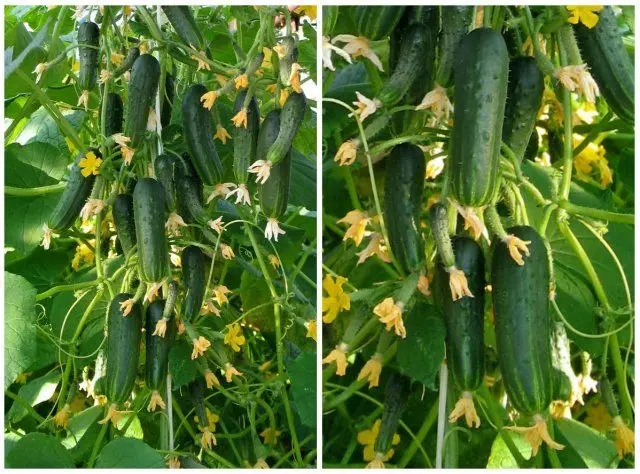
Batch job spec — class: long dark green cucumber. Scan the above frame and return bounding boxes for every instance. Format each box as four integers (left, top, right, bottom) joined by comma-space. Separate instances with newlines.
47, 153, 98, 232
113, 47, 140, 78
189, 379, 208, 428
105, 293, 142, 405
181, 84, 223, 186
133, 178, 168, 282
574, 6, 634, 124
154, 154, 179, 212
374, 374, 411, 453
124, 54, 160, 148
383, 143, 426, 274
182, 246, 206, 321
145, 299, 175, 391
437, 6, 474, 87
492, 225, 553, 415
354, 6, 407, 40
265, 92, 306, 165
112, 194, 136, 256
436, 236, 485, 392
257, 110, 290, 219
233, 90, 259, 184
77, 21, 100, 91
502, 57, 544, 163
449, 28, 508, 207
175, 174, 208, 225
162, 6, 204, 50
104, 92, 123, 138
277, 36, 299, 86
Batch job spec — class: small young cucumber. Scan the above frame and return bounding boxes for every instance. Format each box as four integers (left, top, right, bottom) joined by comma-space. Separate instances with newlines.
384, 144, 426, 274
277, 36, 299, 86
181, 84, 223, 186
105, 293, 142, 405
124, 54, 161, 148
449, 28, 508, 207
258, 110, 291, 219
133, 178, 168, 283
374, 374, 411, 454
182, 246, 206, 321
104, 92, 123, 138
162, 6, 204, 50
145, 299, 175, 392
428, 202, 455, 269
354, 6, 407, 40
233, 90, 260, 184
113, 46, 140, 78
77, 21, 100, 91
112, 194, 136, 256
265, 92, 306, 165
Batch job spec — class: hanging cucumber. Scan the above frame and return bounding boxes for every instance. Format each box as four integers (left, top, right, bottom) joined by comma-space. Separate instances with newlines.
502, 57, 544, 163
77, 21, 100, 92
436, 7, 474, 87
182, 246, 206, 321
162, 6, 204, 50
449, 28, 508, 208
124, 54, 160, 148
371, 374, 411, 466
145, 299, 175, 410
258, 110, 290, 219
175, 173, 205, 225
154, 154, 179, 213
104, 92, 123, 138
383, 143, 426, 274
354, 6, 407, 40
112, 194, 136, 256
113, 46, 140, 78
277, 36, 299, 86
133, 178, 168, 282
233, 90, 260, 184
265, 92, 306, 165
182, 84, 223, 186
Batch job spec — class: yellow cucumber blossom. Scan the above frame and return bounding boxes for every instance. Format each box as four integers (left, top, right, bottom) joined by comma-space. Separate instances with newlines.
322, 274, 350, 323
425, 156, 445, 180
190, 46, 210, 71
356, 232, 391, 265
279, 88, 290, 107
254, 459, 269, 469
144, 281, 163, 303
373, 298, 407, 338
234, 74, 249, 90
98, 69, 112, 85
152, 318, 169, 338
358, 419, 400, 464
147, 390, 166, 412
110, 52, 124, 66
79, 151, 103, 177
213, 285, 231, 306
41, 224, 57, 250
200, 90, 218, 110
504, 414, 565, 457
214, 124, 232, 144
248, 159, 272, 184
33, 62, 49, 83
224, 323, 246, 352
567, 5, 603, 28
232, 108, 249, 128
337, 209, 370, 246
224, 363, 243, 382
208, 182, 236, 203
119, 297, 135, 317
289, 62, 302, 93
220, 243, 235, 260
200, 427, 217, 449
305, 319, 317, 341
322, 343, 349, 375
357, 354, 383, 388
191, 336, 211, 359
323, 35, 351, 71
53, 404, 72, 429
554, 64, 600, 104
165, 212, 187, 234
504, 234, 531, 266
332, 35, 384, 72
167, 456, 180, 469
449, 391, 480, 428
446, 266, 474, 301
351, 91, 381, 122
260, 427, 282, 446
334, 139, 359, 166
208, 216, 224, 234
417, 273, 431, 296
77, 90, 90, 109
613, 415, 634, 458
98, 403, 124, 426
112, 133, 135, 165
264, 218, 286, 242
226, 183, 251, 206
201, 299, 221, 317
80, 198, 104, 223
416, 84, 454, 122
268, 254, 281, 269
204, 369, 220, 389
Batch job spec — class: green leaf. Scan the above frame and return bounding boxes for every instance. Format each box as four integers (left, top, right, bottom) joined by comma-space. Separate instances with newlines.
486, 432, 532, 468
7, 370, 59, 422
396, 303, 444, 390
116, 412, 144, 440
4, 272, 37, 389
17, 106, 85, 151
6, 432, 75, 468
95, 438, 165, 468
239, 268, 275, 332
6, 246, 72, 291
555, 418, 618, 468
288, 351, 316, 429
290, 148, 317, 211
168, 340, 199, 389
61, 405, 103, 463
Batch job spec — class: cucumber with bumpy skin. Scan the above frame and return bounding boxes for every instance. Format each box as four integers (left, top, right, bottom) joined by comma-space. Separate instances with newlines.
233, 90, 259, 184
133, 178, 168, 282
104, 92, 124, 138
162, 6, 204, 50
124, 54, 160, 148
78, 21, 100, 91
154, 154, 179, 212
182, 246, 206, 321
145, 299, 175, 392
258, 110, 291, 219
374, 374, 411, 454
113, 47, 140, 78
265, 92, 306, 165
112, 194, 136, 256
437, 6, 474, 87
355, 6, 407, 41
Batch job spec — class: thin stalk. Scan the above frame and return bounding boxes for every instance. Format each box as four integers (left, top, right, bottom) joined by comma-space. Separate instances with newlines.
557, 200, 633, 224
5, 183, 66, 196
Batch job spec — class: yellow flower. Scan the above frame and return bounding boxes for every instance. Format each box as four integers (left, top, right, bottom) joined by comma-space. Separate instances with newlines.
98, 69, 112, 85
254, 458, 269, 468
305, 319, 317, 342
200, 427, 217, 449
554, 64, 600, 104
357, 354, 382, 388
322, 274, 350, 323
260, 427, 282, 446
53, 404, 71, 429
195, 407, 220, 432
373, 297, 406, 338
110, 52, 124, 67
147, 390, 166, 412
357, 419, 400, 462
208, 216, 225, 234
337, 209, 370, 246
332, 35, 384, 72
234, 74, 249, 89
213, 285, 231, 306
567, 6, 603, 28
573, 135, 613, 187
289, 63, 302, 93
33, 62, 49, 83
417, 274, 431, 297
200, 90, 218, 110
248, 160, 272, 184
191, 336, 211, 359
613, 416, 634, 459
416, 85, 453, 122
425, 156, 445, 180
232, 108, 248, 128
351, 91, 381, 122
214, 124, 231, 144
168, 456, 180, 469
446, 267, 473, 301
98, 403, 124, 426
204, 369, 220, 389
144, 281, 163, 304
224, 363, 243, 382
504, 234, 531, 266
322, 344, 348, 375
77, 90, 89, 109
268, 254, 280, 269
279, 88, 290, 108
584, 401, 612, 432
152, 318, 168, 338
215, 73, 228, 86
71, 243, 94, 270
78, 151, 102, 177
294, 5, 317, 20
449, 392, 480, 428
190, 46, 210, 72
224, 323, 246, 352
504, 414, 564, 457
220, 243, 235, 260
334, 139, 359, 166
356, 233, 391, 265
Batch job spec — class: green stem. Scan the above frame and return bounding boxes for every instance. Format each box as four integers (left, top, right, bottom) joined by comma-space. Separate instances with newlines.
5, 183, 66, 196
397, 398, 438, 467
4, 390, 47, 424
557, 200, 634, 224
35, 279, 101, 302
557, 39, 573, 201
87, 417, 109, 467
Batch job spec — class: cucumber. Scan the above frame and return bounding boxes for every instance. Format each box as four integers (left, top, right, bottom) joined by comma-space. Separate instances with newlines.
113, 46, 140, 78
599, 376, 619, 418
133, 178, 168, 282
145, 299, 175, 391
502, 57, 544, 163
175, 173, 208, 225
104, 92, 123, 138
436, 236, 485, 393
383, 143, 426, 274
257, 110, 291, 218
266, 92, 306, 165
277, 36, 299, 86
124, 54, 160, 148
374, 374, 411, 454
154, 154, 179, 212
552, 369, 572, 402
428, 202, 455, 268
323, 6, 339, 36
188, 378, 208, 428
47, 152, 98, 232
449, 28, 508, 208
355, 6, 407, 40
233, 90, 260, 184
181, 84, 223, 186
161, 73, 175, 128
162, 6, 204, 50
182, 246, 206, 321
77, 21, 100, 91
105, 293, 142, 404
574, 6, 634, 124
492, 225, 553, 415
112, 194, 136, 255
378, 23, 435, 107
437, 7, 474, 87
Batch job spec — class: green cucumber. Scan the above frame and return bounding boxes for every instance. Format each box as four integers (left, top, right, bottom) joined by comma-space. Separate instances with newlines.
105, 293, 142, 404
355, 6, 407, 40
552, 368, 572, 402
233, 90, 260, 184
574, 6, 634, 124
77, 21, 100, 91
257, 110, 291, 218
277, 37, 299, 88
161, 73, 175, 128
323, 6, 339, 36
181, 84, 223, 186
104, 92, 123, 138
374, 374, 411, 454
112, 194, 136, 256
383, 143, 426, 274
379, 24, 435, 107
502, 57, 544, 163
145, 299, 175, 391
162, 6, 204, 50
113, 46, 140, 78
188, 379, 208, 428
492, 225, 553, 415
436, 236, 485, 393
428, 202, 455, 269
599, 376, 619, 418
449, 28, 508, 207
175, 173, 208, 225
133, 178, 168, 282
266, 92, 306, 165
47, 152, 99, 232
124, 54, 160, 148
182, 246, 206, 321
437, 6, 474, 87
154, 154, 179, 212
